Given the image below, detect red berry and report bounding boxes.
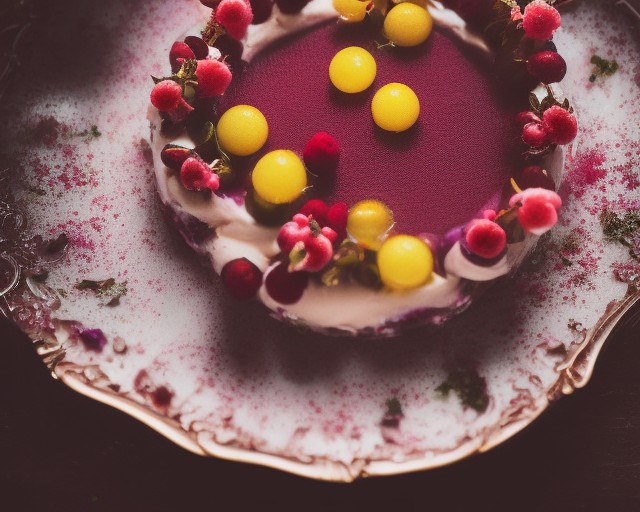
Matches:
[527,51,567,84]
[274,0,310,14]
[515,111,541,128]
[250,0,274,23]
[184,36,210,60]
[509,188,562,235]
[170,42,196,73]
[195,59,232,97]
[326,202,348,242]
[161,144,193,171]
[522,0,561,40]
[180,157,220,191]
[265,262,309,304]
[150,80,183,112]
[518,165,555,190]
[303,132,340,176]
[517,197,558,234]
[216,0,254,40]
[465,219,507,259]
[221,258,263,300]
[522,122,548,147]
[542,105,578,145]
[299,199,329,225]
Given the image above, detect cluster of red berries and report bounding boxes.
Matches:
[219,198,348,303]
[508,1,567,86]
[518,105,578,148]
[220,257,309,304]
[160,144,220,192]
[150,36,232,122]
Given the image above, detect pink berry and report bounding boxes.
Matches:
[482,209,497,221]
[541,105,578,145]
[184,36,210,60]
[216,0,254,40]
[195,59,232,97]
[518,165,555,191]
[274,0,310,14]
[278,213,310,254]
[150,80,184,112]
[265,262,309,304]
[180,157,220,191]
[277,213,336,272]
[220,258,263,300]
[303,132,340,176]
[170,42,196,73]
[510,188,562,235]
[465,219,507,259]
[290,232,334,272]
[527,51,567,84]
[522,122,548,147]
[522,0,561,41]
[250,0,274,23]
[515,111,541,128]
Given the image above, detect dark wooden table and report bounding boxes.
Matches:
[1,307,639,511]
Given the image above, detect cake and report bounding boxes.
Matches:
[147,0,577,336]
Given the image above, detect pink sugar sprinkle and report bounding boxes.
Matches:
[564,150,607,198]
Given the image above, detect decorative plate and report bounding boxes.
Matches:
[1,0,638,481]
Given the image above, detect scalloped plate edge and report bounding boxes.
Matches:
[28,287,637,482]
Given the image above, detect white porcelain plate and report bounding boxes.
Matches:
[0,0,638,481]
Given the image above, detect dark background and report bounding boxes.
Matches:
[1,306,639,511]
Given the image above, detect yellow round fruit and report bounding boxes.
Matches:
[329,47,377,94]
[371,83,420,132]
[217,105,268,156]
[252,150,307,204]
[383,3,433,47]
[333,0,368,22]
[377,235,433,290]
[347,199,395,250]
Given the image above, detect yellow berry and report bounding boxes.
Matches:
[371,83,420,132]
[384,3,432,47]
[217,105,268,156]
[332,0,368,22]
[377,235,433,291]
[252,150,307,204]
[347,199,395,250]
[329,47,377,94]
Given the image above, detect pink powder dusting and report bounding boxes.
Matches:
[563,149,607,199]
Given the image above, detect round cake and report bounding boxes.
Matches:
[147,0,577,336]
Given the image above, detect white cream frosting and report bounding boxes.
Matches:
[147,0,564,334]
